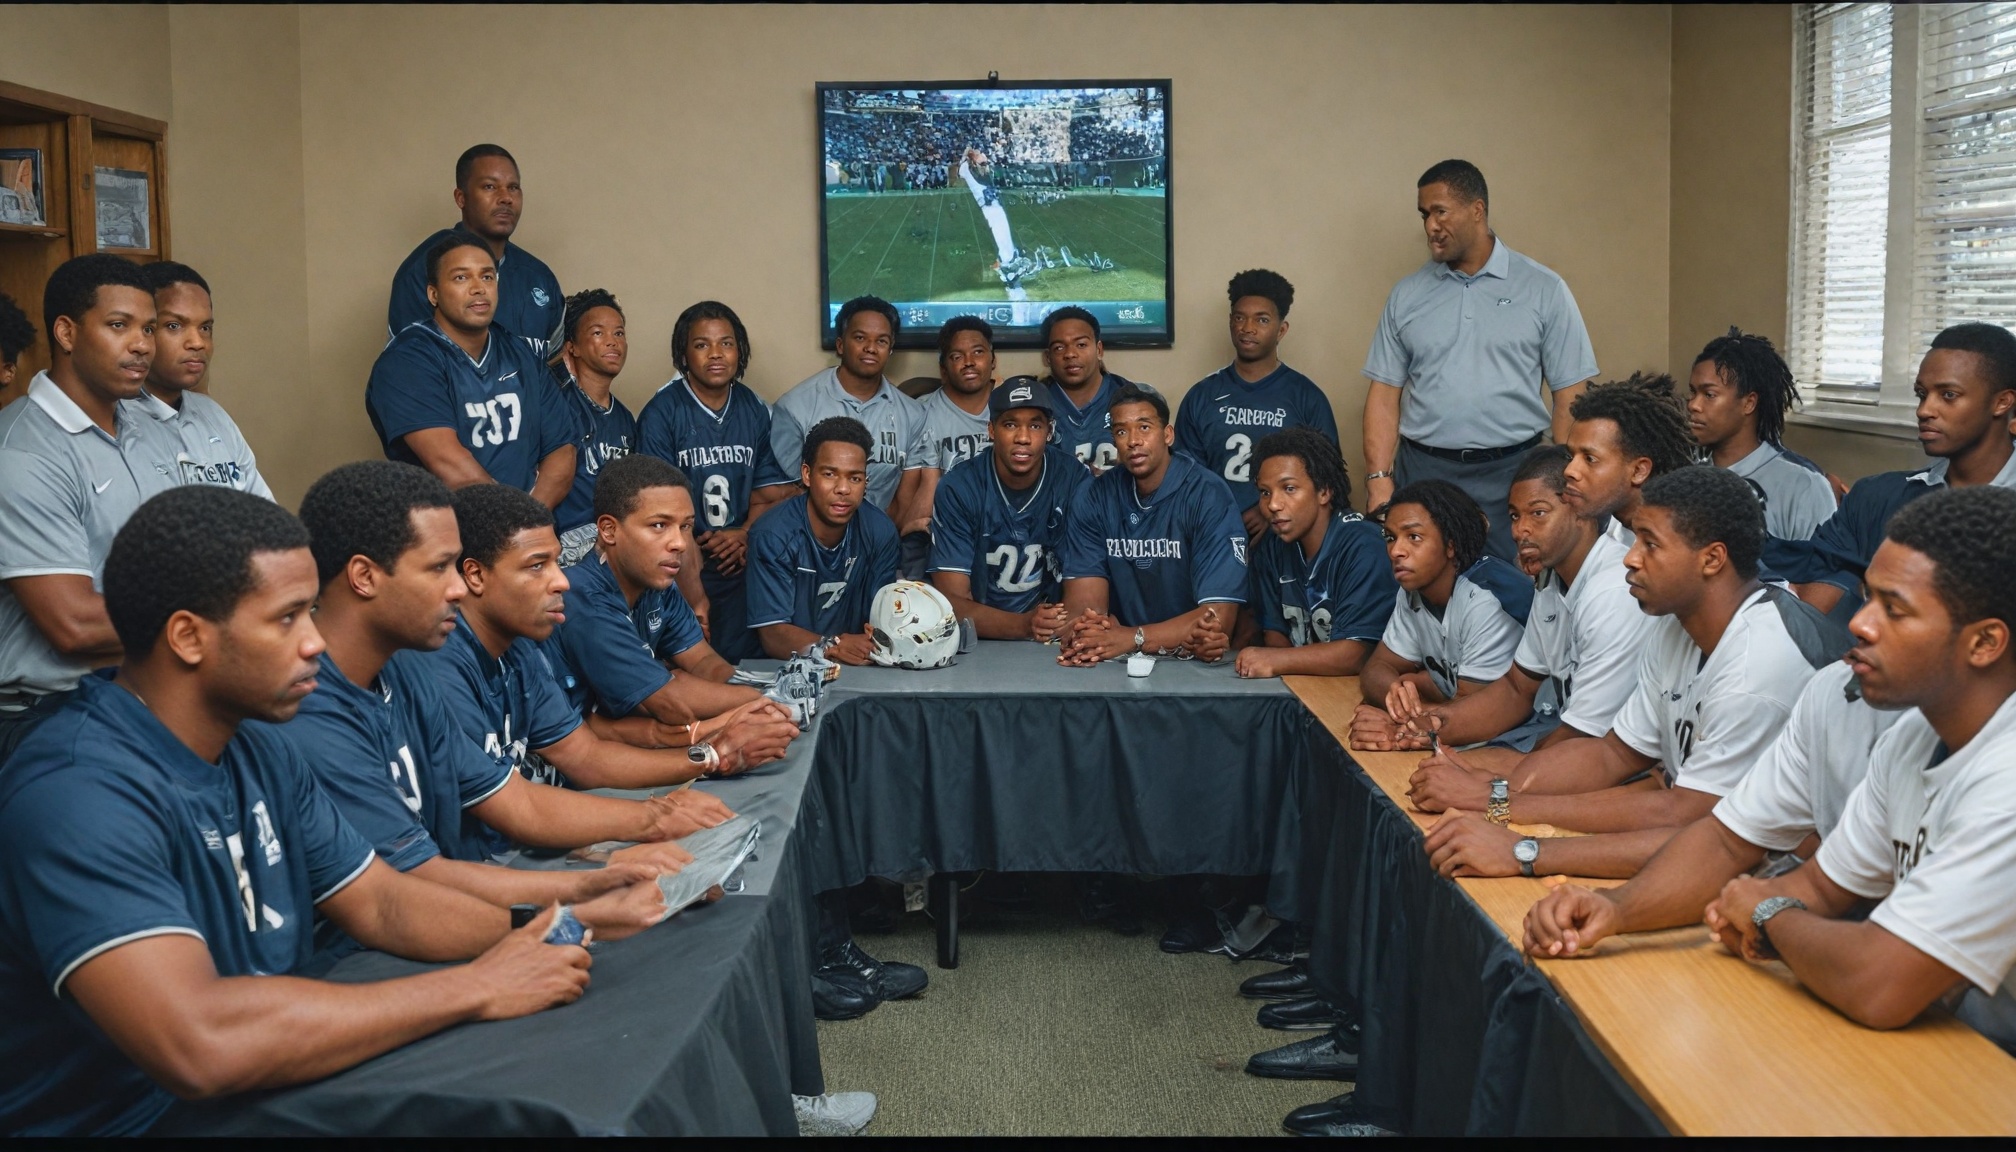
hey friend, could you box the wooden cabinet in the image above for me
[0,80,168,406]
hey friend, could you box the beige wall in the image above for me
[10,4,1673,503]
[1668,4,1927,481]
[4,5,172,122]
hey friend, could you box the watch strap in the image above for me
[1751,895,1807,959]
[1517,838,1539,878]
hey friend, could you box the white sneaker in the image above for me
[794,1091,877,1136]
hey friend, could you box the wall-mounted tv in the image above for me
[818,80,1172,350]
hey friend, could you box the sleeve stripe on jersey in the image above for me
[461,768,514,810]
[928,565,972,574]
[53,926,205,995]
[747,617,792,629]
[0,565,95,580]
[313,850,378,905]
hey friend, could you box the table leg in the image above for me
[930,873,959,969]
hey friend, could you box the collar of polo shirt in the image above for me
[1433,233,1511,282]
[27,372,109,436]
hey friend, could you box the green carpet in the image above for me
[815,896,1343,1136]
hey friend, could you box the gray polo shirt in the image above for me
[1364,238,1599,450]
[769,366,929,511]
[919,387,993,472]
[0,373,181,702]
[1726,442,1834,541]
[124,388,273,500]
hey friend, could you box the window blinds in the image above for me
[1790,3,1893,397]
[1915,3,2016,355]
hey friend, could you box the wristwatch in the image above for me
[1751,895,1807,959]
[686,741,722,777]
[1366,470,1394,482]
[1513,837,1541,877]
[1133,626,1147,654]
[1485,778,1512,825]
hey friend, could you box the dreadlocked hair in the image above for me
[1569,372,1696,478]
[1378,478,1488,575]
[1695,327,1797,446]
[563,288,622,345]
[1253,427,1351,508]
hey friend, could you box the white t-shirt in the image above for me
[1513,533,1647,736]
[1817,692,2016,1009]
[1713,661,1908,850]
[1381,556,1529,699]
[1609,586,1843,797]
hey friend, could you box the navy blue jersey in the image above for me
[388,229,565,359]
[423,614,583,790]
[549,550,706,718]
[929,447,1088,613]
[0,674,374,1136]
[552,367,635,542]
[1174,363,1340,510]
[635,379,793,535]
[289,651,512,872]
[1250,512,1398,645]
[1060,452,1249,626]
[746,493,900,636]
[365,322,571,493]
[1046,371,1130,473]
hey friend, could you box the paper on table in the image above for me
[653,817,762,922]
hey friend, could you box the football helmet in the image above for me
[868,580,961,670]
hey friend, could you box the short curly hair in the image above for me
[0,290,34,365]
[1885,485,2016,629]
[1512,443,1573,494]
[593,453,691,522]
[937,315,994,364]
[1253,427,1350,507]
[563,288,622,346]
[454,483,554,569]
[298,461,455,587]
[1228,269,1294,318]
[1638,465,1764,579]
[801,415,875,469]
[104,487,311,654]
[43,253,150,338]
[1380,478,1489,575]
[1569,372,1697,479]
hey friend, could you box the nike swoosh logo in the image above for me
[94,480,114,494]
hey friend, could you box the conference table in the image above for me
[167,644,2016,1136]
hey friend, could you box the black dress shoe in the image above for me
[1245,1026,1359,1081]
[824,938,928,1000]
[1282,1093,1400,1137]
[811,972,876,1021]
[1238,961,1310,1000]
[1258,996,1349,1032]
[1158,913,1220,954]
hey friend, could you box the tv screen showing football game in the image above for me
[818,80,1171,349]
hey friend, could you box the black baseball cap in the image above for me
[988,375,1053,418]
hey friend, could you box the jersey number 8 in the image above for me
[701,474,733,528]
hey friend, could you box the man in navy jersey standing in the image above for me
[636,301,796,660]
[1058,382,1248,665]
[366,233,573,506]
[929,377,1086,640]
[1235,429,1395,678]
[550,289,635,566]
[1041,307,1131,475]
[0,486,591,1135]
[388,144,564,359]
[1176,270,1339,541]
[747,417,901,665]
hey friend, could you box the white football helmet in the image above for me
[868,580,961,670]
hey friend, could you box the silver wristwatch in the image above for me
[1133,627,1147,654]
[1513,837,1540,877]
[1751,895,1807,958]
[686,741,722,776]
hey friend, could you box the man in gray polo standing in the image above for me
[1362,160,1597,561]
[0,254,180,760]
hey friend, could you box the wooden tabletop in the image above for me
[1283,675,2016,1137]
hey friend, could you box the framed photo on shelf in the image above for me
[94,166,151,250]
[0,148,43,227]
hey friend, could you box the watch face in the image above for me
[1514,839,1540,863]
[687,744,709,763]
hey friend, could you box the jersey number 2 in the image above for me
[987,543,1046,593]
[1224,433,1252,483]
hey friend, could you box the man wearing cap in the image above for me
[1361,159,1598,562]
[928,377,1087,640]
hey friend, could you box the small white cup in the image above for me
[1126,652,1156,678]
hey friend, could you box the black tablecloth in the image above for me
[173,712,828,1136]
[799,643,1310,909]
[1302,728,1664,1135]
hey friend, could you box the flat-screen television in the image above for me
[817,80,1172,350]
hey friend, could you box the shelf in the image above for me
[0,220,65,240]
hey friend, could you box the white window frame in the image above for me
[1789,3,1922,438]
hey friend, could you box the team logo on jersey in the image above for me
[646,609,663,634]
[202,828,223,850]
[532,287,551,307]
[251,801,283,866]
[1231,538,1247,564]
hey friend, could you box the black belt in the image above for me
[1401,434,1544,465]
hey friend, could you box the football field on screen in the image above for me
[824,188,1167,305]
